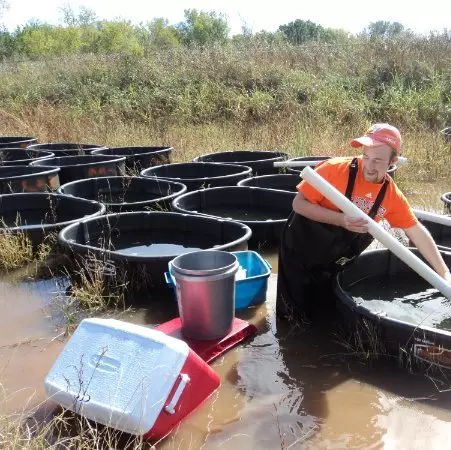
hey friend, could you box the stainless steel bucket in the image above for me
[169,250,238,340]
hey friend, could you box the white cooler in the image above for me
[44,318,220,440]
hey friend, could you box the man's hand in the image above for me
[341,215,369,233]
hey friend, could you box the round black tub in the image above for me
[0,193,105,247]
[27,143,107,156]
[0,136,37,149]
[172,186,295,248]
[30,155,126,185]
[58,211,252,294]
[193,150,288,175]
[0,166,60,194]
[441,127,451,143]
[141,162,252,191]
[440,192,451,215]
[237,174,300,192]
[414,209,451,251]
[58,176,187,212]
[0,148,54,166]
[335,248,451,373]
[91,146,173,173]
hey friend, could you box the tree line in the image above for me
[0,5,445,59]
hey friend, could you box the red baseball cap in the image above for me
[351,123,402,152]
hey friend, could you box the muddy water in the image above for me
[0,279,67,413]
[3,253,451,448]
[105,268,451,450]
[2,247,451,445]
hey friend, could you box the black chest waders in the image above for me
[276,158,389,323]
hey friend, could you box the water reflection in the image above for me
[158,272,451,449]
[2,247,451,448]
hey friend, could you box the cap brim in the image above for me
[350,136,386,148]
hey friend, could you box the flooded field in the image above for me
[1,180,451,448]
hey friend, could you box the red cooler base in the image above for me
[155,317,257,364]
[144,347,220,441]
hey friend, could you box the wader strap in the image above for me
[345,157,359,200]
[368,176,390,219]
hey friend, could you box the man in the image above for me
[276,123,451,323]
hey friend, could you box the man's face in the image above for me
[362,144,395,183]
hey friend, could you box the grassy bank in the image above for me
[1,37,451,129]
[0,37,450,181]
[2,104,450,184]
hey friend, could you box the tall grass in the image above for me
[1,37,450,183]
[1,37,450,130]
[0,401,150,449]
[0,231,34,273]
[2,103,450,185]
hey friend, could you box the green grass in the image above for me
[1,36,450,130]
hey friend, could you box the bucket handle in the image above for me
[164,373,190,415]
[164,272,174,287]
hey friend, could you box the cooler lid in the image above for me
[45,318,189,435]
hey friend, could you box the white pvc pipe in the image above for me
[414,209,451,227]
[274,160,325,168]
[300,166,451,299]
[275,156,408,168]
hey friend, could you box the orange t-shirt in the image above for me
[297,156,418,229]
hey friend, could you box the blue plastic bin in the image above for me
[165,250,271,310]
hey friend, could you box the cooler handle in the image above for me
[164,373,190,415]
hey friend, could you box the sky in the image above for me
[2,0,451,35]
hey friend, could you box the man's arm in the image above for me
[404,223,451,282]
[292,192,369,233]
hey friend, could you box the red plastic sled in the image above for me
[155,317,257,364]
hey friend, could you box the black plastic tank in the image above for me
[58,176,187,212]
[335,248,451,374]
[441,127,451,143]
[29,155,126,185]
[0,192,105,247]
[0,166,60,194]
[58,211,252,294]
[172,186,295,248]
[141,162,252,191]
[0,148,54,166]
[27,142,107,157]
[237,173,300,192]
[440,192,451,215]
[91,146,173,173]
[414,209,451,251]
[0,136,37,148]
[193,150,288,175]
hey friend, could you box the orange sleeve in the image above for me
[383,187,418,229]
[296,161,330,204]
